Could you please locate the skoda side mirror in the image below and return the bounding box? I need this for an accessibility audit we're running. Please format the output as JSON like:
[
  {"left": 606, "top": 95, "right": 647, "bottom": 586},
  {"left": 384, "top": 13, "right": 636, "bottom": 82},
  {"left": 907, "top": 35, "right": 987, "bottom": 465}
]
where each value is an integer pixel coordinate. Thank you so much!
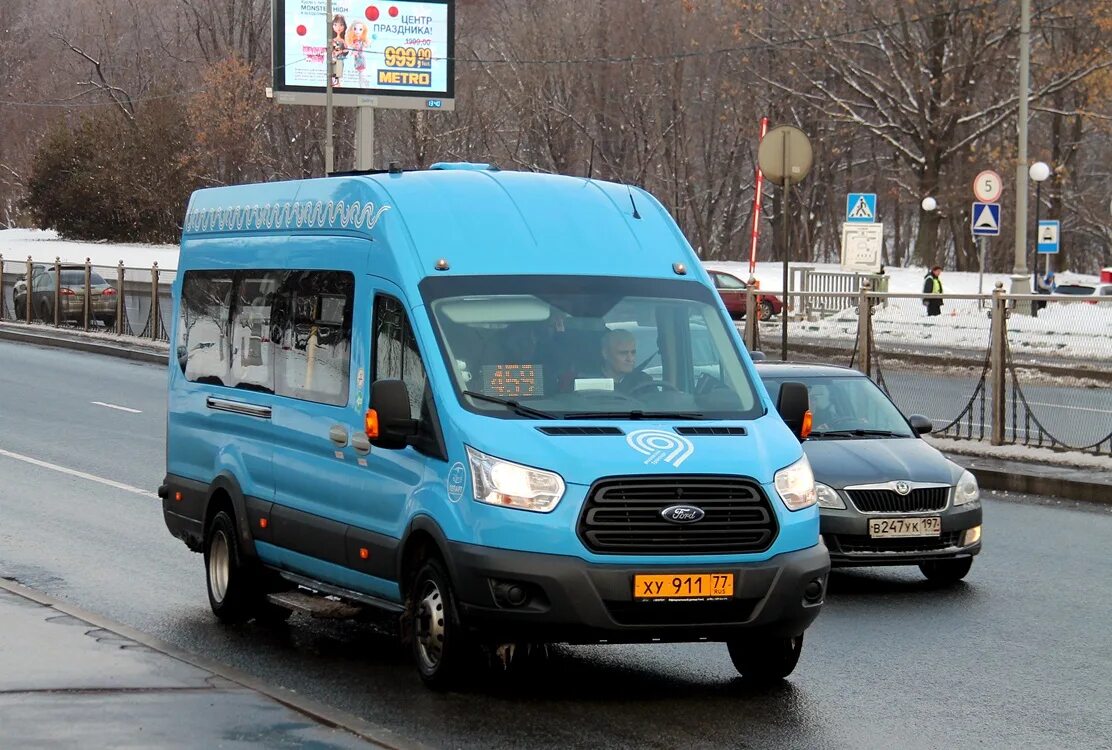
[
  {"left": 750, "top": 350, "right": 766, "bottom": 362},
  {"left": 908, "top": 414, "right": 934, "bottom": 435},
  {"left": 367, "top": 379, "right": 419, "bottom": 450},
  {"left": 776, "top": 381, "right": 811, "bottom": 441}
]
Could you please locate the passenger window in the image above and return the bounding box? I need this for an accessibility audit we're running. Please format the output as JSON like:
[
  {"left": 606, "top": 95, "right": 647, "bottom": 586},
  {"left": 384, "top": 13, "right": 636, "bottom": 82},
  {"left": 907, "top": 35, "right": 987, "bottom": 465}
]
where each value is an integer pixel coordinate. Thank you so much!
[
  {"left": 228, "top": 271, "right": 282, "bottom": 393},
  {"left": 178, "top": 271, "right": 235, "bottom": 385},
  {"left": 373, "top": 295, "right": 428, "bottom": 420},
  {"left": 273, "top": 271, "right": 354, "bottom": 406}
]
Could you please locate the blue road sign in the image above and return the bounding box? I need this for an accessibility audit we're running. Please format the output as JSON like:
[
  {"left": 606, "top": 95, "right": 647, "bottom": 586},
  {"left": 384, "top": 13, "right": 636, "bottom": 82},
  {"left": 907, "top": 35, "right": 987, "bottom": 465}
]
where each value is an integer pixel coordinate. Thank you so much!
[
  {"left": 846, "top": 193, "right": 877, "bottom": 223},
  {"left": 1036, "top": 220, "right": 1060, "bottom": 254},
  {"left": 971, "top": 202, "right": 1001, "bottom": 236}
]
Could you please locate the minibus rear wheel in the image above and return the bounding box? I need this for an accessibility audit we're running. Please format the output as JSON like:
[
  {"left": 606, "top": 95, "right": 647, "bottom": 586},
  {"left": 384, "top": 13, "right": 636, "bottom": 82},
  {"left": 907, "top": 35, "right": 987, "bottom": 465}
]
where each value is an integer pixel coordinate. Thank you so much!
[
  {"left": 409, "top": 556, "right": 473, "bottom": 690},
  {"left": 204, "top": 510, "right": 258, "bottom": 623},
  {"left": 727, "top": 634, "right": 803, "bottom": 684}
]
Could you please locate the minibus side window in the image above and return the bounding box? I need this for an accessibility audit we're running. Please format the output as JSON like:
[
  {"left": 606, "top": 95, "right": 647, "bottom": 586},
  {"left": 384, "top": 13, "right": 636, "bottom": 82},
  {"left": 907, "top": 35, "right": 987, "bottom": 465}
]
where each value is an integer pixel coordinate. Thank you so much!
[
  {"left": 374, "top": 295, "right": 438, "bottom": 453},
  {"left": 178, "top": 270, "right": 235, "bottom": 385},
  {"left": 227, "top": 271, "right": 281, "bottom": 394},
  {"left": 273, "top": 271, "right": 354, "bottom": 406}
]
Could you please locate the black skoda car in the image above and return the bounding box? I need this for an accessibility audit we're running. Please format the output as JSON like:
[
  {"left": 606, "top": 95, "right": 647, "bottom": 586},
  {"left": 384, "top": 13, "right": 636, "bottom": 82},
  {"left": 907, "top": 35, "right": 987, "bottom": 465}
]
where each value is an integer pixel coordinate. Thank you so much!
[{"left": 757, "top": 363, "right": 982, "bottom": 584}]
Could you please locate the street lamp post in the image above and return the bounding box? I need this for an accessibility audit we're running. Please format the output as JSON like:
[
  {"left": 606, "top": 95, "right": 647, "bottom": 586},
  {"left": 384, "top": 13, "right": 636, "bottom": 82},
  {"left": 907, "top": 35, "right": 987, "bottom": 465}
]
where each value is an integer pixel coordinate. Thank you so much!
[{"left": 1029, "top": 161, "right": 1051, "bottom": 282}]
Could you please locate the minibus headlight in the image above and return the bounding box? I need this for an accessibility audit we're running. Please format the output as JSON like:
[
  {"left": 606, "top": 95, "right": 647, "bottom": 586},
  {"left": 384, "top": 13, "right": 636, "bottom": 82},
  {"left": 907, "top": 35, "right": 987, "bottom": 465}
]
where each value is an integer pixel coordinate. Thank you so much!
[
  {"left": 954, "top": 470, "right": 980, "bottom": 506},
  {"left": 774, "top": 456, "right": 817, "bottom": 511},
  {"left": 814, "top": 482, "right": 846, "bottom": 510},
  {"left": 466, "top": 446, "right": 565, "bottom": 513}
]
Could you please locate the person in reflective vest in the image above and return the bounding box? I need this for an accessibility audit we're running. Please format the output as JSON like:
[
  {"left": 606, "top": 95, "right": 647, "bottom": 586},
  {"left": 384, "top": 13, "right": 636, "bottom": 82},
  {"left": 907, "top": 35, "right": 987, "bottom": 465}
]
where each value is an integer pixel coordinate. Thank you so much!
[{"left": 922, "top": 266, "right": 943, "bottom": 317}]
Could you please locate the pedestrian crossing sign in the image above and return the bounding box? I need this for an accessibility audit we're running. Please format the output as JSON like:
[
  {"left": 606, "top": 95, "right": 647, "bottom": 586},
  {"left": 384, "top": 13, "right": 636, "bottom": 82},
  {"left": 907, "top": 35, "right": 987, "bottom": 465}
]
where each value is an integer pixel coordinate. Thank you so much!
[
  {"left": 971, "top": 202, "right": 1001, "bottom": 236},
  {"left": 846, "top": 193, "right": 877, "bottom": 223}
]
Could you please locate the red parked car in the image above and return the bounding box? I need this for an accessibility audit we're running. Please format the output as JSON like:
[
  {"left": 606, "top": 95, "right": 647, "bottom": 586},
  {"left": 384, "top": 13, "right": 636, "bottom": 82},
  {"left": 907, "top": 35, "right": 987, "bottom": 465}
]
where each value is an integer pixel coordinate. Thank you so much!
[{"left": 705, "top": 267, "right": 783, "bottom": 321}]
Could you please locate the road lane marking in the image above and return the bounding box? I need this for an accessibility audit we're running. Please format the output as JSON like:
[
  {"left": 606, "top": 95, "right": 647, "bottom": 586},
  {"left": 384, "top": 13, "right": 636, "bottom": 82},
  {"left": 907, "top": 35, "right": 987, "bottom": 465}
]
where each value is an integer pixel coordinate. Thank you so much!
[
  {"left": 0, "top": 448, "right": 157, "bottom": 499},
  {"left": 91, "top": 401, "right": 143, "bottom": 414}
]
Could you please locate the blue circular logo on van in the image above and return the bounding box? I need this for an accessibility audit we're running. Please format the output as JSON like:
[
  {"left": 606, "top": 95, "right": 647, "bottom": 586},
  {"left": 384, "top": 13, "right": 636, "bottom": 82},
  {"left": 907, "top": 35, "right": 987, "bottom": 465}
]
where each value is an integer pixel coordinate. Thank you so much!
[
  {"left": 660, "top": 505, "right": 705, "bottom": 524},
  {"left": 447, "top": 462, "right": 466, "bottom": 503}
]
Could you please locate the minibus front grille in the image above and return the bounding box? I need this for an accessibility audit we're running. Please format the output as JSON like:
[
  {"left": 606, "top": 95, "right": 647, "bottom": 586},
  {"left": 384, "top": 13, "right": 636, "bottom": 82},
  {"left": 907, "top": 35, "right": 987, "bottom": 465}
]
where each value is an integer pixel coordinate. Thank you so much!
[{"left": 578, "top": 476, "right": 777, "bottom": 555}]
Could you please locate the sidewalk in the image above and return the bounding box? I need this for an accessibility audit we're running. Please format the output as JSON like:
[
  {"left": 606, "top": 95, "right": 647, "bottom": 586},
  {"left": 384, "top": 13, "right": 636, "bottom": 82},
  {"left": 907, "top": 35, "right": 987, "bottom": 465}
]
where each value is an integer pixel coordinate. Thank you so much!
[{"left": 0, "top": 580, "right": 418, "bottom": 750}]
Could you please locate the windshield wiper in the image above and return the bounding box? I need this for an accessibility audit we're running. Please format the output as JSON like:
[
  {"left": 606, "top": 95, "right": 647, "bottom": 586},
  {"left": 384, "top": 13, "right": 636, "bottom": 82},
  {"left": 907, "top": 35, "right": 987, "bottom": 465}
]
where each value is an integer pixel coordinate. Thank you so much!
[
  {"left": 462, "top": 390, "right": 558, "bottom": 420},
  {"left": 563, "top": 410, "right": 705, "bottom": 420},
  {"left": 809, "top": 429, "right": 906, "bottom": 438}
]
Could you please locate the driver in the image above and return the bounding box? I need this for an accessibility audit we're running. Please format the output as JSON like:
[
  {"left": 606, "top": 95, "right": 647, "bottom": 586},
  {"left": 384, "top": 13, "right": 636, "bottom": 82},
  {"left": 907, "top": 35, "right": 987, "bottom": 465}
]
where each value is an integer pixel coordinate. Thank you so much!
[
  {"left": 599, "top": 329, "right": 652, "bottom": 393},
  {"left": 809, "top": 383, "right": 839, "bottom": 430}
]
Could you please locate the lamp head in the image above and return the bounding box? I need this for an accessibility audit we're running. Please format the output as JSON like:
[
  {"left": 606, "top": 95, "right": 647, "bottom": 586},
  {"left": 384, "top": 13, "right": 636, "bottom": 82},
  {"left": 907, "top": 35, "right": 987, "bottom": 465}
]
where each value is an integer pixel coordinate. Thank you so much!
[{"left": 1029, "top": 162, "right": 1051, "bottom": 182}]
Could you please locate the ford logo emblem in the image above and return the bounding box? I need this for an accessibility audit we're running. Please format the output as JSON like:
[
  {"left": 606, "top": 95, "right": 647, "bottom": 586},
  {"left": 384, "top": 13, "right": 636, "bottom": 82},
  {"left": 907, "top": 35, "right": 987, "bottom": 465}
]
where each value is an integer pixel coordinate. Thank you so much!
[
  {"left": 661, "top": 505, "right": 705, "bottom": 524},
  {"left": 894, "top": 481, "right": 911, "bottom": 496}
]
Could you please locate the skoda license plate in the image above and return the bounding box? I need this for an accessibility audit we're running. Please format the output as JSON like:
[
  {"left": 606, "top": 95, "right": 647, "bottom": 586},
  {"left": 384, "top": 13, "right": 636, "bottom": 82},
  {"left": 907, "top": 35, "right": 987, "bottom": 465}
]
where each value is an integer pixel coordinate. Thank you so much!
[
  {"left": 868, "top": 517, "right": 941, "bottom": 538},
  {"left": 633, "top": 573, "right": 734, "bottom": 600}
]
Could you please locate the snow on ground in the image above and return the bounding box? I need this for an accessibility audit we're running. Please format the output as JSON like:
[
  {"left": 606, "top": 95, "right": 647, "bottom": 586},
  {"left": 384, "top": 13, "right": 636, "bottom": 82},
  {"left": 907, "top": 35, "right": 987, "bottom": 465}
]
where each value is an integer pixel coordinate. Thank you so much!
[
  {"left": 926, "top": 435, "right": 1112, "bottom": 471},
  {"left": 2, "top": 228, "right": 1108, "bottom": 362},
  {"left": 0, "top": 228, "right": 178, "bottom": 270}
]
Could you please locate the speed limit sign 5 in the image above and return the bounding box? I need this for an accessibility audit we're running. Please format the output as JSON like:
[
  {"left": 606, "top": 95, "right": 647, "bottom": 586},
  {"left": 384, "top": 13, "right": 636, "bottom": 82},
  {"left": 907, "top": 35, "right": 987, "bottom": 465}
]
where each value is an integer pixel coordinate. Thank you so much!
[{"left": 974, "top": 170, "right": 1003, "bottom": 203}]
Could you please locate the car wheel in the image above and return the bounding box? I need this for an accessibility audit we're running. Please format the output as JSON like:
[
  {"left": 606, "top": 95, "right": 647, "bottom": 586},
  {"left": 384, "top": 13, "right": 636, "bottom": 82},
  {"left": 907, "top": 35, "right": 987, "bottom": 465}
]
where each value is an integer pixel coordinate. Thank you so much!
[
  {"left": 727, "top": 633, "right": 803, "bottom": 684},
  {"left": 759, "top": 300, "right": 775, "bottom": 321},
  {"left": 918, "top": 558, "right": 973, "bottom": 584},
  {"left": 204, "top": 510, "right": 259, "bottom": 623},
  {"left": 409, "top": 556, "right": 474, "bottom": 690}
]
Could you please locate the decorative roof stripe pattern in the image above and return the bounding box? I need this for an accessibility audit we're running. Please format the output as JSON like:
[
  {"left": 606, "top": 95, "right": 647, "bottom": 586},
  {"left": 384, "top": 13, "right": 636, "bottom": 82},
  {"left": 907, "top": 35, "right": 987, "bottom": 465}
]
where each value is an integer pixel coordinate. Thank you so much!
[{"left": 183, "top": 200, "right": 391, "bottom": 234}]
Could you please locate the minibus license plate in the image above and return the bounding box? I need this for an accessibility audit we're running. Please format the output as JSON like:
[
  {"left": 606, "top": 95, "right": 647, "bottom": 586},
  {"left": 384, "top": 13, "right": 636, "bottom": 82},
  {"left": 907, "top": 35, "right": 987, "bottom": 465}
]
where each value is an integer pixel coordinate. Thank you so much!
[
  {"left": 868, "top": 517, "right": 941, "bottom": 538},
  {"left": 633, "top": 573, "right": 734, "bottom": 600}
]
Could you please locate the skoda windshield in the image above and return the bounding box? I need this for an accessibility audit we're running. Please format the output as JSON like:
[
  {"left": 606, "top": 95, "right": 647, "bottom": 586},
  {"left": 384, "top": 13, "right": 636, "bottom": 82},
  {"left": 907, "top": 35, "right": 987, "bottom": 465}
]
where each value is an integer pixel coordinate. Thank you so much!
[{"left": 421, "top": 275, "right": 764, "bottom": 420}]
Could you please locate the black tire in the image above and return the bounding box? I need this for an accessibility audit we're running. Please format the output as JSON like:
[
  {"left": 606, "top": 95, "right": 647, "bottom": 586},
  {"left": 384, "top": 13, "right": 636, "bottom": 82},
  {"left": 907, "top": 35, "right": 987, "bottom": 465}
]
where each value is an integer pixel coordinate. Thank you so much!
[
  {"left": 408, "top": 556, "right": 474, "bottom": 690},
  {"left": 758, "top": 300, "right": 775, "bottom": 321},
  {"left": 919, "top": 557, "right": 973, "bottom": 584},
  {"left": 727, "top": 634, "right": 804, "bottom": 684},
  {"left": 204, "top": 510, "right": 258, "bottom": 623}
]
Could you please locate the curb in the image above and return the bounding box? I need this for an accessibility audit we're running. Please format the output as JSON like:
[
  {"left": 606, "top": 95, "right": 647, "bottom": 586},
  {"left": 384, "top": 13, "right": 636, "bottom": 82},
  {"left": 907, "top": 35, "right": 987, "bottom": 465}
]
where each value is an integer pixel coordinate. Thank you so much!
[
  {"left": 0, "top": 323, "right": 168, "bottom": 365},
  {"left": 944, "top": 453, "right": 1110, "bottom": 505},
  {"left": 0, "top": 578, "right": 430, "bottom": 750}
]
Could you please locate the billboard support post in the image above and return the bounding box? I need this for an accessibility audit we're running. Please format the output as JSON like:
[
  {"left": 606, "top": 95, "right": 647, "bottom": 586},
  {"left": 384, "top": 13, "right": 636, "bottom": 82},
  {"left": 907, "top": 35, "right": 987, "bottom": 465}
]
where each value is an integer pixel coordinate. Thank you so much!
[
  {"left": 356, "top": 106, "right": 374, "bottom": 170},
  {"left": 324, "top": 0, "right": 334, "bottom": 174}
]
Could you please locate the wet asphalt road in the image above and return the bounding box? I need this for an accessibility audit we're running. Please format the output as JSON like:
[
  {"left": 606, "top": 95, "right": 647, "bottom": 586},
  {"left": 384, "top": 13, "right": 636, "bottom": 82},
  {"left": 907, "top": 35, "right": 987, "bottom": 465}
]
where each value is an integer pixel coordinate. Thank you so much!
[{"left": 1, "top": 340, "right": 1111, "bottom": 749}]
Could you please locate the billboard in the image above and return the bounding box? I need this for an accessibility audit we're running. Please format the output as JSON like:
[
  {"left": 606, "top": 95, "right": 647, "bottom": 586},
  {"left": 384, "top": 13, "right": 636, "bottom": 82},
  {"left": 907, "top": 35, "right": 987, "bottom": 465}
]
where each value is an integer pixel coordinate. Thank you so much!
[{"left": 272, "top": 0, "right": 454, "bottom": 110}]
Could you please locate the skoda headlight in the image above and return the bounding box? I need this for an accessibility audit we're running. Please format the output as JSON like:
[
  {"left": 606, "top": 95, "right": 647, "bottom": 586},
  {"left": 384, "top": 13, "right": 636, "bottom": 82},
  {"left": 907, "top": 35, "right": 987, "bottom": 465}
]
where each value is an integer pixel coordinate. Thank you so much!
[
  {"left": 954, "top": 470, "right": 980, "bottom": 506},
  {"left": 774, "top": 456, "right": 817, "bottom": 511},
  {"left": 815, "top": 482, "right": 846, "bottom": 510},
  {"left": 466, "top": 446, "right": 565, "bottom": 513}
]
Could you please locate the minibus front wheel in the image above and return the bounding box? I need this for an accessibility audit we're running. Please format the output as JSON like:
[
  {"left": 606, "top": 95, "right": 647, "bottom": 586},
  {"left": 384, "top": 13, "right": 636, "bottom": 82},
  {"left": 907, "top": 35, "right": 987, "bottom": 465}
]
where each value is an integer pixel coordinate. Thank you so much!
[
  {"left": 409, "top": 556, "right": 475, "bottom": 690},
  {"left": 727, "top": 634, "right": 803, "bottom": 684}
]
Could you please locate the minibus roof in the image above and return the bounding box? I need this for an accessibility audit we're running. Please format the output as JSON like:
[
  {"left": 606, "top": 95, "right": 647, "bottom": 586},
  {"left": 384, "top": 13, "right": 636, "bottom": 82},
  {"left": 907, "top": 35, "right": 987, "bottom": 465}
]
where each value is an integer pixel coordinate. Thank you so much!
[{"left": 181, "top": 164, "right": 697, "bottom": 280}]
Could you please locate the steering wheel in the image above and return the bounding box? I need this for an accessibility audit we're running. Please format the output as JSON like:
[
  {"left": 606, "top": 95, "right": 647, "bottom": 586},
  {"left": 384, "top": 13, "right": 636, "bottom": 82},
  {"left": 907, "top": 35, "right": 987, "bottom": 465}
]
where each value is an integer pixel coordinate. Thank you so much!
[{"left": 629, "top": 380, "right": 682, "bottom": 395}]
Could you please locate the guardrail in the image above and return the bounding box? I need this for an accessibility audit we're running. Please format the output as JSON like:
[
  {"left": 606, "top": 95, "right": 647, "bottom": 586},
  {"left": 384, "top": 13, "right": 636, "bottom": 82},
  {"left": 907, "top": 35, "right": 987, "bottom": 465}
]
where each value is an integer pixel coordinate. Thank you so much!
[
  {"left": 0, "top": 255, "right": 172, "bottom": 341},
  {"left": 743, "top": 283, "right": 1112, "bottom": 456}
]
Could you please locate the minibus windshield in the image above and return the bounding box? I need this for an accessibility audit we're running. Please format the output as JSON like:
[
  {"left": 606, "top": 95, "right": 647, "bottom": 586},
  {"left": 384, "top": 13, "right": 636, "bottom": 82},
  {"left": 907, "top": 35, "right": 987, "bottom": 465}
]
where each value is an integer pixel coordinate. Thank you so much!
[{"left": 421, "top": 275, "right": 764, "bottom": 420}]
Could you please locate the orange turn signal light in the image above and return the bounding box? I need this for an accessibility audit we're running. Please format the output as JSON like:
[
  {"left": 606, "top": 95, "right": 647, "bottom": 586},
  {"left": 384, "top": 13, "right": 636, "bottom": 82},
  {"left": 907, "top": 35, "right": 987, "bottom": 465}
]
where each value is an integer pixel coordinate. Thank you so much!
[
  {"left": 364, "top": 409, "right": 379, "bottom": 439},
  {"left": 174, "top": 491, "right": 183, "bottom": 502},
  {"left": 259, "top": 517, "right": 268, "bottom": 529},
  {"left": 359, "top": 548, "right": 369, "bottom": 560},
  {"left": 801, "top": 410, "right": 813, "bottom": 439}
]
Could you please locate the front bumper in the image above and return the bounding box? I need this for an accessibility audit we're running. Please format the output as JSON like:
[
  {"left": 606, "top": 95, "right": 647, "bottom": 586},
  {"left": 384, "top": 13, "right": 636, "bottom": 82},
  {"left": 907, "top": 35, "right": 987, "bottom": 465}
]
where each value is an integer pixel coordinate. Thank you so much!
[
  {"left": 446, "top": 541, "right": 830, "bottom": 644},
  {"left": 822, "top": 502, "right": 982, "bottom": 566}
]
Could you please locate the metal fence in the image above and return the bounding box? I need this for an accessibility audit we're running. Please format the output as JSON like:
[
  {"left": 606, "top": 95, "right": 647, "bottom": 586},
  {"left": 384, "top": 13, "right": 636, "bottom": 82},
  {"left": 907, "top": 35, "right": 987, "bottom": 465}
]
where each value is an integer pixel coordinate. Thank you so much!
[
  {"left": 743, "top": 284, "right": 1112, "bottom": 456},
  {"left": 0, "top": 254, "right": 171, "bottom": 342}
]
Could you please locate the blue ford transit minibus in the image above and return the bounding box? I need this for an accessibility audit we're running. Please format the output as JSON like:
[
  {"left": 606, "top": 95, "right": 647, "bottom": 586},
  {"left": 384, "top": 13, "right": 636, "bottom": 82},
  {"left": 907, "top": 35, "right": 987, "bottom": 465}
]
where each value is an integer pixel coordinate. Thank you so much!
[{"left": 161, "top": 163, "right": 828, "bottom": 689}]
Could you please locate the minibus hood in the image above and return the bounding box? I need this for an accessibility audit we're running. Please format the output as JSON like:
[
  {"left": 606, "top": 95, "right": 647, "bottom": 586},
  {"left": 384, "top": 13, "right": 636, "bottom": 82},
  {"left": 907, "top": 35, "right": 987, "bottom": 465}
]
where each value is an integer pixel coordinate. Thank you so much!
[{"left": 462, "top": 415, "right": 799, "bottom": 487}]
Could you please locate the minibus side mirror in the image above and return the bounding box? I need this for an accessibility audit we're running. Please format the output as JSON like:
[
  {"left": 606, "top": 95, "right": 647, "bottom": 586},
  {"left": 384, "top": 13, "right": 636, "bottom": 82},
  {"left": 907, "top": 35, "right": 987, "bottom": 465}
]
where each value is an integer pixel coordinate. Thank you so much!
[
  {"left": 368, "top": 379, "right": 419, "bottom": 450},
  {"left": 776, "top": 381, "right": 811, "bottom": 441},
  {"left": 908, "top": 414, "right": 933, "bottom": 435}
]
